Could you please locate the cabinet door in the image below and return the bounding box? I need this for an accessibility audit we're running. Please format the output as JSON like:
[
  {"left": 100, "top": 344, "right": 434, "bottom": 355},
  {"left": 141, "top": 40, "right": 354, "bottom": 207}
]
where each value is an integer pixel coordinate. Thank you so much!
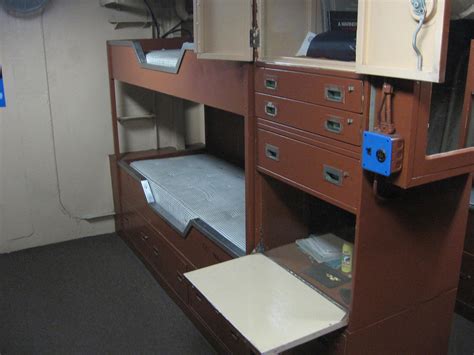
[
  {"left": 194, "top": 0, "right": 254, "bottom": 61},
  {"left": 185, "top": 254, "right": 348, "bottom": 354},
  {"left": 356, "top": 0, "right": 450, "bottom": 82}
]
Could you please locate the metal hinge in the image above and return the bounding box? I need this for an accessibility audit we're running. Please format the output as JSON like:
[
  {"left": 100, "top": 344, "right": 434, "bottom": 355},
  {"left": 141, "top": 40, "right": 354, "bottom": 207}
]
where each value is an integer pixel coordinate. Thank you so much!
[{"left": 250, "top": 27, "right": 260, "bottom": 48}]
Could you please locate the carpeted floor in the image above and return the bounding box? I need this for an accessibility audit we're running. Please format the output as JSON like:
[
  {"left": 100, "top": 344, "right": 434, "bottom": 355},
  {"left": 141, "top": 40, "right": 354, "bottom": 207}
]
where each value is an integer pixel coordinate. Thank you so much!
[
  {"left": 0, "top": 233, "right": 473, "bottom": 354},
  {"left": 0, "top": 234, "right": 215, "bottom": 355}
]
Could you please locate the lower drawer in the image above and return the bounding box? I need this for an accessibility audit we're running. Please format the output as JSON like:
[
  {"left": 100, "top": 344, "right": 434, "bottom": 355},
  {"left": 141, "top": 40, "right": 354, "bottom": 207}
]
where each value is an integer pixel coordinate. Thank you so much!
[
  {"left": 121, "top": 205, "right": 189, "bottom": 303},
  {"left": 257, "top": 128, "right": 361, "bottom": 212},
  {"left": 182, "top": 229, "right": 233, "bottom": 269},
  {"left": 189, "top": 287, "right": 250, "bottom": 354}
]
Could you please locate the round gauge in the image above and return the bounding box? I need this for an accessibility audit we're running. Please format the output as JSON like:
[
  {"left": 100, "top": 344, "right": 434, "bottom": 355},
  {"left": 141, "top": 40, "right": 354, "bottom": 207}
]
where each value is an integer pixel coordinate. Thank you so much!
[{"left": 2, "top": 0, "right": 50, "bottom": 17}]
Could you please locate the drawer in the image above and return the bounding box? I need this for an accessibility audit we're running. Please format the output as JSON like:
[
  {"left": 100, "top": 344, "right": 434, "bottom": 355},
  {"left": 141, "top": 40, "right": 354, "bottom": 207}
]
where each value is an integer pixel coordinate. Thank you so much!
[
  {"left": 182, "top": 229, "right": 233, "bottom": 269},
  {"left": 256, "top": 93, "right": 363, "bottom": 146},
  {"left": 140, "top": 223, "right": 189, "bottom": 303},
  {"left": 190, "top": 287, "right": 250, "bottom": 354},
  {"left": 255, "top": 68, "right": 364, "bottom": 113},
  {"left": 126, "top": 212, "right": 154, "bottom": 261},
  {"left": 458, "top": 252, "right": 474, "bottom": 306},
  {"left": 257, "top": 129, "right": 361, "bottom": 212}
]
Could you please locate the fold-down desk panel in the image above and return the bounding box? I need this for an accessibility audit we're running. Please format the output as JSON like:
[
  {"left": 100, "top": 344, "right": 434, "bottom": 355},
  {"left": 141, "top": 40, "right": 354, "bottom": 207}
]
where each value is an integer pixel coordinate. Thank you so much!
[
  {"left": 108, "top": 41, "right": 249, "bottom": 116},
  {"left": 185, "top": 254, "right": 348, "bottom": 354}
]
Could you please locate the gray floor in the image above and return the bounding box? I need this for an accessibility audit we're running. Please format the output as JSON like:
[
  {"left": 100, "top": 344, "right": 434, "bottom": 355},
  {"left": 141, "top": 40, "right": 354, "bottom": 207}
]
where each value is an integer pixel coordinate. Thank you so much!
[
  {"left": 0, "top": 234, "right": 215, "bottom": 355},
  {"left": 0, "top": 234, "right": 473, "bottom": 354}
]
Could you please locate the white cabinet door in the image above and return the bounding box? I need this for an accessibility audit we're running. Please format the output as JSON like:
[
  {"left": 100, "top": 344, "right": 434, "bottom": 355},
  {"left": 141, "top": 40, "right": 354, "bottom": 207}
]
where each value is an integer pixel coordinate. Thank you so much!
[
  {"left": 185, "top": 254, "right": 348, "bottom": 354},
  {"left": 356, "top": 0, "right": 450, "bottom": 82},
  {"left": 194, "top": 0, "right": 254, "bottom": 61}
]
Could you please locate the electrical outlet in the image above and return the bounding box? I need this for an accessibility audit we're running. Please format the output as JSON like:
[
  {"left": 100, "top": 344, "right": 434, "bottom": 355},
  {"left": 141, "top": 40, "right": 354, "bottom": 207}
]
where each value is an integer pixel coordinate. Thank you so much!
[{"left": 362, "top": 131, "right": 404, "bottom": 176}]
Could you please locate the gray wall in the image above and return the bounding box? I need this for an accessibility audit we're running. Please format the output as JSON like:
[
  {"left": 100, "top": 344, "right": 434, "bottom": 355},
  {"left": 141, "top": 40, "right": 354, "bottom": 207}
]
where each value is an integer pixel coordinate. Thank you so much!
[{"left": 0, "top": 1, "right": 156, "bottom": 253}]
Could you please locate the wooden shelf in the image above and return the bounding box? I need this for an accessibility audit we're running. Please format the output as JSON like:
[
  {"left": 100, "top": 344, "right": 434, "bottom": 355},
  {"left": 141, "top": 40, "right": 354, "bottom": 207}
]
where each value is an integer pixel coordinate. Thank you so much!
[{"left": 120, "top": 144, "right": 205, "bottom": 163}]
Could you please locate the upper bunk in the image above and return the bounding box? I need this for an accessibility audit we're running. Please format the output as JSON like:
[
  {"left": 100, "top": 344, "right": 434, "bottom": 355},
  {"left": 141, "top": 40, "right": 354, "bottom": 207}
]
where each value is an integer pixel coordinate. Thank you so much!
[{"left": 107, "top": 38, "right": 250, "bottom": 116}]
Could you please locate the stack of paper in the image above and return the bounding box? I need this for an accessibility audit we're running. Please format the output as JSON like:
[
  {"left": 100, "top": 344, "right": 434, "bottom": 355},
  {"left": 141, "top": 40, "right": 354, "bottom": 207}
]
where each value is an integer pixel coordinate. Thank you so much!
[{"left": 296, "top": 233, "right": 345, "bottom": 263}]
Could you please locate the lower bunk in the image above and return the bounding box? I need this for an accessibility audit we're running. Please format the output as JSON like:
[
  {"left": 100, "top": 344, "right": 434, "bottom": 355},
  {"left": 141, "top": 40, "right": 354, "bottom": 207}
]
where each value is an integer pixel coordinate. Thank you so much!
[{"left": 110, "top": 151, "right": 252, "bottom": 353}]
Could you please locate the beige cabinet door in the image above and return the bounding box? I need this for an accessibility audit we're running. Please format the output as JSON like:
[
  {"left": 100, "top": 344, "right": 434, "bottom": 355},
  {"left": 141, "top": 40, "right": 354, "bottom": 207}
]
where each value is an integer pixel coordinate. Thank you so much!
[
  {"left": 356, "top": 0, "right": 450, "bottom": 82},
  {"left": 194, "top": 0, "right": 254, "bottom": 61}
]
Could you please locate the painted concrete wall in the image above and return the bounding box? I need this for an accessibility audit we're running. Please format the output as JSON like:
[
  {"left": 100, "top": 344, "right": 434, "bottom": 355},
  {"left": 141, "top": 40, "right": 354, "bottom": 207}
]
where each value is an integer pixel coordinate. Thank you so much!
[{"left": 0, "top": 1, "right": 155, "bottom": 253}]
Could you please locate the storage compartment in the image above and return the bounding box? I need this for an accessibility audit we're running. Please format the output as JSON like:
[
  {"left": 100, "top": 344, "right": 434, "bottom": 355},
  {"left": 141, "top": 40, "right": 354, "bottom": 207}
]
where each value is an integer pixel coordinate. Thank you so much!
[
  {"left": 258, "top": 175, "right": 356, "bottom": 308},
  {"left": 194, "top": 0, "right": 451, "bottom": 82},
  {"left": 257, "top": 128, "right": 361, "bottom": 212},
  {"left": 184, "top": 174, "right": 355, "bottom": 353},
  {"left": 258, "top": 0, "right": 358, "bottom": 71}
]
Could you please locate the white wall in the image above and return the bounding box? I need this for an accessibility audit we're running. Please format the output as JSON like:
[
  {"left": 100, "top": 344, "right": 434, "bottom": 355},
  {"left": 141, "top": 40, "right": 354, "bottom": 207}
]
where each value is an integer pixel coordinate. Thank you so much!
[{"left": 0, "top": 1, "right": 155, "bottom": 253}]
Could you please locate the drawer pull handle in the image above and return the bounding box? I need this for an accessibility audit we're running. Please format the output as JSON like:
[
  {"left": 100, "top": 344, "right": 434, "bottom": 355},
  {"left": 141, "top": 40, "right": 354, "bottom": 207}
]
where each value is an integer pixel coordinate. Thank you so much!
[
  {"left": 460, "top": 272, "right": 472, "bottom": 281},
  {"left": 141, "top": 233, "right": 150, "bottom": 241},
  {"left": 264, "top": 77, "right": 278, "bottom": 90},
  {"left": 152, "top": 246, "right": 159, "bottom": 256},
  {"left": 325, "top": 86, "right": 344, "bottom": 103},
  {"left": 264, "top": 102, "right": 278, "bottom": 117},
  {"left": 177, "top": 272, "right": 183, "bottom": 283},
  {"left": 323, "top": 165, "right": 345, "bottom": 186},
  {"left": 325, "top": 117, "right": 343, "bottom": 134},
  {"left": 265, "top": 144, "right": 280, "bottom": 161},
  {"left": 230, "top": 331, "right": 239, "bottom": 342},
  {"left": 212, "top": 252, "right": 222, "bottom": 262},
  {"left": 195, "top": 294, "right": 203, "bottom": 303}
]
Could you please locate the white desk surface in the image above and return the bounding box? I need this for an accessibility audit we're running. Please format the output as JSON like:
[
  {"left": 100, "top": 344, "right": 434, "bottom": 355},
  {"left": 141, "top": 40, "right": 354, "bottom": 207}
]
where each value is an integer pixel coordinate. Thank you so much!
[{"left": 185, "top": 254, "right": 347, "bottom": 354}]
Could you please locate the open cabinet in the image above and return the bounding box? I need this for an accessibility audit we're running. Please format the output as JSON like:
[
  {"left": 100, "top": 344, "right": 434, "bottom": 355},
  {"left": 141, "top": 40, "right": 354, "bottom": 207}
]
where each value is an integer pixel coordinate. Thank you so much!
[
  {"left": 193, "top": 0, "right": 474, "bottom": 185},
  {"left": 186, "top": 175, "right": 356, "bottom": 353},
  {"left": 194, "top": 0, "right": 451, "bottom": 82}
]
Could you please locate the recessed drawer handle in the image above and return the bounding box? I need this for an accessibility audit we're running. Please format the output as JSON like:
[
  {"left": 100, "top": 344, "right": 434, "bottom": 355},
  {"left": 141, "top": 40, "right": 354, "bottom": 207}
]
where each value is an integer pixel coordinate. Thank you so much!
[
  {"left": 323, "top": 165, "right": 345, "bottom": 186},
  {"left": 152, "top": 246, "right": 159, "bottom": 256},
  {"left": 265, "top": 144, "right": 279, "bottom": 161},
  {"left": 264, "top": 77, "right": 278, "bottom": 90},
  {"left": 230, "top": 331, "right": 239, "bottom": 342},
  {"left": 325, "top": 85, "right": 344, "bottom": 103},
  {"left": 325, "top": 117, "right": 343, "bottom": 134},
  {"left": 264, "top": 102, "right": 278, "bottom": 117}
]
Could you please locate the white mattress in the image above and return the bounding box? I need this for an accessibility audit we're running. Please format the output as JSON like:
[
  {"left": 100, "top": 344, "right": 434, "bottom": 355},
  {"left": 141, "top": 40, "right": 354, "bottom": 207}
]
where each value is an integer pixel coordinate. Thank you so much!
[
  {"left": 145, "top": 49, "right": 182, "bottom": 68},
  {"left": 145, "top": 42, "right": 195, "bottom": 69},
  {"left": 130, "top": 154, "right": 246, "bottom": 253}
]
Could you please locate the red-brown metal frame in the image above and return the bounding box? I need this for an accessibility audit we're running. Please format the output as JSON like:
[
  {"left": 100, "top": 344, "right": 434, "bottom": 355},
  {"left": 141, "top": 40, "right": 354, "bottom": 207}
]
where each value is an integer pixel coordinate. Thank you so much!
[
  {"left": 408, "top": 41, "right": 474, "bottom": 187},
  {"left": 107, "top": 38, "right": 255, "bottom": 254}
]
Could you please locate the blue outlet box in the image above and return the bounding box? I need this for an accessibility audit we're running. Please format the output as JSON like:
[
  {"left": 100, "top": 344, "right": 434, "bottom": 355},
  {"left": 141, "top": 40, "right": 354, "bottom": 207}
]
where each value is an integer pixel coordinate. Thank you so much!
[
  {"left": 362, "top": 131, "right": 404, "bottom": 176},
  {"left": 0, "top": 78, "right": 5, "bottom": 108}
]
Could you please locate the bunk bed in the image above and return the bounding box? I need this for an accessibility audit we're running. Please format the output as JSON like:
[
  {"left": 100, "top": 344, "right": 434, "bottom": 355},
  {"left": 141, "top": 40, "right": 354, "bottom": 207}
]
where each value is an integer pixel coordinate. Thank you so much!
[{"left": 107, "top": 38, "right": 253, "bottom": 271}]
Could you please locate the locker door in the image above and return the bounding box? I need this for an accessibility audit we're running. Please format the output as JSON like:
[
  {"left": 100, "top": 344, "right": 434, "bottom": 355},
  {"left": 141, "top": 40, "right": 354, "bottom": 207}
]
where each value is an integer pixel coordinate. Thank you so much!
[
  {"left": 356, "top": 0, "right": 450, "bottom": 82},
  {"left": 194, "top": 0, "right": 254, "bottom": 61}
]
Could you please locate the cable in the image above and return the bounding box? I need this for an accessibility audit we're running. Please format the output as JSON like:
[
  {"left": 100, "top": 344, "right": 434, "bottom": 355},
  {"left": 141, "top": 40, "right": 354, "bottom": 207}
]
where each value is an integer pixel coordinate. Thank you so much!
[
  {"left": 161, "top": 20, "right": 184, "bottom": 38},
  {"left": 143, "top": 0, "right": 160, "bottom": 37},
  {"left": 161, "top": 28, "right": 192, "bottom": 38}
]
